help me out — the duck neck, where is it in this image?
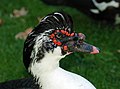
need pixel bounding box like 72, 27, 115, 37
29, 47, 66, 88
30, 53, 61, 75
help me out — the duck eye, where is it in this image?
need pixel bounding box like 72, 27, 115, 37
73, 37, 78, 41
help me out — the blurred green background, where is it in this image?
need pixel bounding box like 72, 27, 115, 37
0, 0, 120, 89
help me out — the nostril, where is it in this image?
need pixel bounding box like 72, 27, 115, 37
78, 39, 84, 43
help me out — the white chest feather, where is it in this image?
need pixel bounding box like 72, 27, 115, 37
39, 68, 96, 89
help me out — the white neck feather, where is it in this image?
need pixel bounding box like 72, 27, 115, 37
29, 47, 66, 88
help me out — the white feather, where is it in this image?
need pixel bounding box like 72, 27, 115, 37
30, 46, 96, 89
92, 0, 119, 11
115, 14, 120, 24
90, 9, 100, 14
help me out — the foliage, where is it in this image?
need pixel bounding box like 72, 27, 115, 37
0, 0, 120, 89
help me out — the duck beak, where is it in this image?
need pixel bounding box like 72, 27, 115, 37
65, 41, 99, 54
62, 33, 100, 54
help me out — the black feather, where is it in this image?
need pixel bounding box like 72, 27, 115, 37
0, 77, 39, 89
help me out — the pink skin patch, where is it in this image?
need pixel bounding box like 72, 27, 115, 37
90, 46, 99, 54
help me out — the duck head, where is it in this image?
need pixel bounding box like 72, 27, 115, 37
23, 12, 99, 71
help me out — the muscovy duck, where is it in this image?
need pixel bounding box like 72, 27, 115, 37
42, 0, 120, 24
0, 12, 99, 89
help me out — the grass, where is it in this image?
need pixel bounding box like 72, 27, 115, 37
0, 0, 120, 89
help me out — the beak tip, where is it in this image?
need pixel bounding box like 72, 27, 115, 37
90, 46, 100, 54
